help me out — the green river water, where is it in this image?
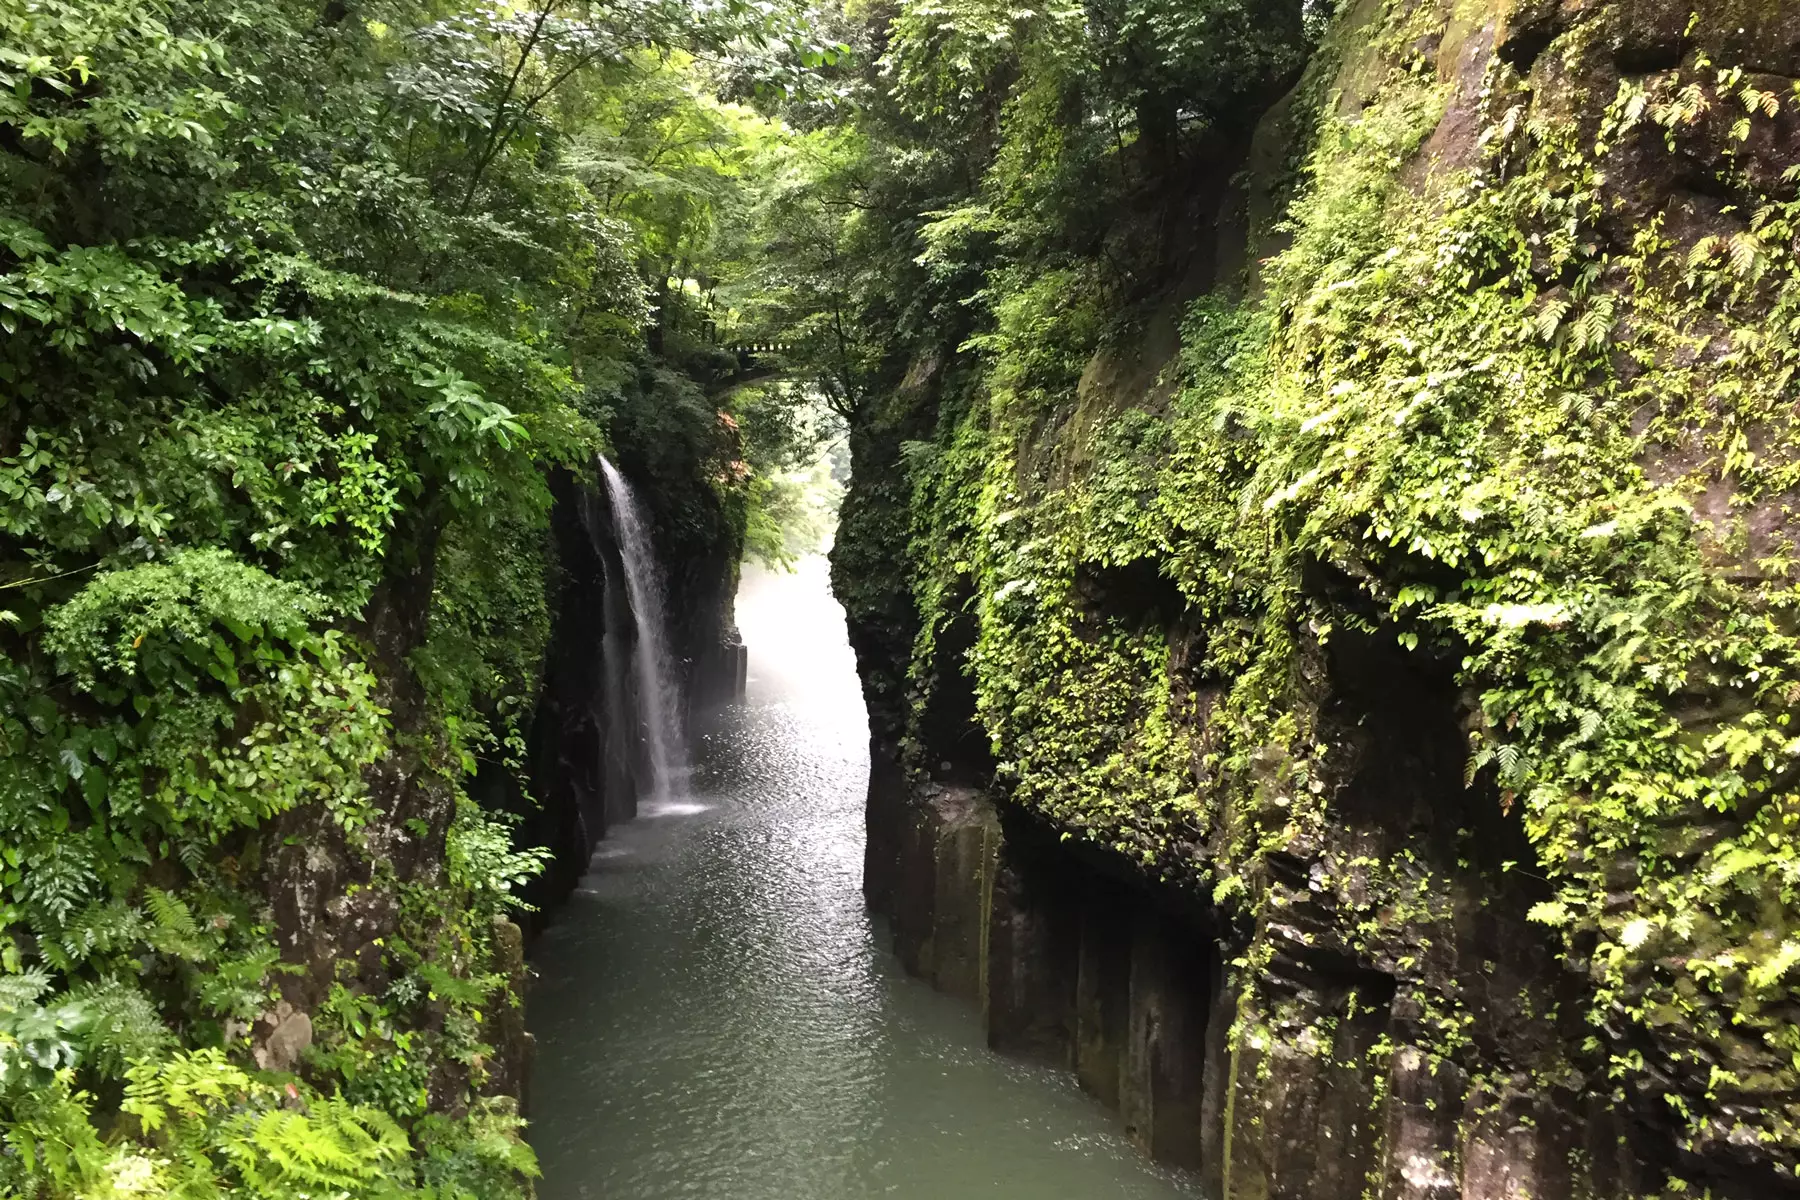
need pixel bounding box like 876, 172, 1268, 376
527, 558, 1201, 1200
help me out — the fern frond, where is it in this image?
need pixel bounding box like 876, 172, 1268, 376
0, 967, 54, 1011
1688, 235, 1722, 269
1729, 232, 1764, 279
176, 837, 208, 875
1573, 298, 1615, 350
24, 839, 98, 927
1463, 746, 1492, 788
143, 888, 212, 963
227, 1100, 411, 1192
1533, 298, 1570, 342
50, 899, 148, 969
1497, 742, 1522, 778
64, 978, 174, 1076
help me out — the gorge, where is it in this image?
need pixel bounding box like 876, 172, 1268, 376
526, 558, 1200, 1197
6, 0, 1800, 1197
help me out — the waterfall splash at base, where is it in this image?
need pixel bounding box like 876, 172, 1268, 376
598, 455, 685, 800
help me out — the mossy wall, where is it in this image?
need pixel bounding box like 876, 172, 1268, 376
836, 0, 1800, 1194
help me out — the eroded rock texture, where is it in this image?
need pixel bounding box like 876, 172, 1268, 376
866, 777, 1656, 1198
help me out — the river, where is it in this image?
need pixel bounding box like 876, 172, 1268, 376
527, 556, 1200, 1199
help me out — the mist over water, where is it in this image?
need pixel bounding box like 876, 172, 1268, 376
527, 557, 1200, 1199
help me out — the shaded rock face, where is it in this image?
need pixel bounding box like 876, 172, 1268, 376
259, 507, 476, 1101
838, 1, 1800, 1195
483, 916, 534, 1108
867, 776, 1652, 1199
1202, 625, 1648, 1199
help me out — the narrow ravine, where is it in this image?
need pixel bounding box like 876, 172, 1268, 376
526, 558, 1198, 1199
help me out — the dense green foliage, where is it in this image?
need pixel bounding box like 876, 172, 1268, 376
0, 0, 837, 1193
16, 0, 1800, 1187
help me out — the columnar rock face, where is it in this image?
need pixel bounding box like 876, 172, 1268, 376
866, 779, 1651, 1198
838, 0, 1800, 1195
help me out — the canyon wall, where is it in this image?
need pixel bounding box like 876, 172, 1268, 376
837, 1, 1800, 1195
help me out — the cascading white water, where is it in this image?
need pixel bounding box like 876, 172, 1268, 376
598, 455, 685, 799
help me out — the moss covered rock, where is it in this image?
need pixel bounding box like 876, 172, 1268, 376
838, 0, 1800, 1192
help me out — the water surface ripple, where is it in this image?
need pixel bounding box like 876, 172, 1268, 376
528, 558, 1200, 1199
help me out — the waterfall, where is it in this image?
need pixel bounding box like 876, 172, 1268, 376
598, 455, 685, 799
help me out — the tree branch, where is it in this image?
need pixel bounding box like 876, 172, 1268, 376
458, 0, 560, 216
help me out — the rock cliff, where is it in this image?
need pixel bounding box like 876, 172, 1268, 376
837, 1, 1800, 1195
